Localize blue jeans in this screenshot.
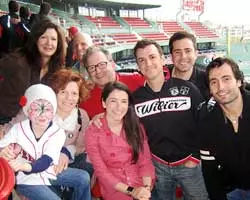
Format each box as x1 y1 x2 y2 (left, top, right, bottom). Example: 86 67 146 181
152 160 209 200
50 167 91 200
16 185 60 200
227 189 250 200
69 152 93 177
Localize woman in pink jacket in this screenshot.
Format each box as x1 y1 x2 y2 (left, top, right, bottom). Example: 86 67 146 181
85 81 155 200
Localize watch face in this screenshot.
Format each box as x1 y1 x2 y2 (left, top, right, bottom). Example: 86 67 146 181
126 186 134 194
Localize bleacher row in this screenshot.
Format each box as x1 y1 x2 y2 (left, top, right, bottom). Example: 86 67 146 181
0 2 218 46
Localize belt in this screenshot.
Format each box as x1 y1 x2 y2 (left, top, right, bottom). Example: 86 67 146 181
152 154 199 167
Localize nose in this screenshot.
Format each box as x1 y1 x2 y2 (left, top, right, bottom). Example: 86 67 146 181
46 38 52 45
217 80 225 91
180 51 187 58
145 58 152 66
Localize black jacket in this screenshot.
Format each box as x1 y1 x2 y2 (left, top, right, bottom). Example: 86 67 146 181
133 78 203 162
168 65 210 100
198 90 250 199
0 52 53 119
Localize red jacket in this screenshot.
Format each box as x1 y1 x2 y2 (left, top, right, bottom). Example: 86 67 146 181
85 117 155 200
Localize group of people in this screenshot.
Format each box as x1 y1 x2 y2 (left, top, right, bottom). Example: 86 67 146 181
0 1 52 58
0 4 250 199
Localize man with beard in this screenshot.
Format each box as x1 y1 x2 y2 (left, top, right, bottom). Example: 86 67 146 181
198 57 250 199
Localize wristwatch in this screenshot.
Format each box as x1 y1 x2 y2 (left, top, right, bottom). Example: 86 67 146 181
126 186 134 195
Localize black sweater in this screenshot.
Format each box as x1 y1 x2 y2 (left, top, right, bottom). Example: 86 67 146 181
198 90 250 200
133 78 203 162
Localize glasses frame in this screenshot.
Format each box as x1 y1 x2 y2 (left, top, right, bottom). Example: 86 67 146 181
87 61 109 73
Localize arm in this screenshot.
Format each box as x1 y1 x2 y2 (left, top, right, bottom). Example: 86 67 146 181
75 109 90 155
137 126 155 188
0 110 27 137
0 125 18 148
85 124 120 187
198 109 227 200
10 154 52 173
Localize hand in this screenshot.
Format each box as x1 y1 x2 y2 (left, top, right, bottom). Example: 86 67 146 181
90 113 104 128
184 160 199 168
54 153 69 175
131 187 151 200
9 159 31 172
0 145 16 161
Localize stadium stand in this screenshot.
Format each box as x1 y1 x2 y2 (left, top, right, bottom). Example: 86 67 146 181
185 21 218 38
139 32 169 41
123 17 151 28
109 33 139 43
84 16 121 28
158 21 185 35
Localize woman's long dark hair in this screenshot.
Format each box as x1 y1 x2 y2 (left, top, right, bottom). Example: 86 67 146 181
23 19 65 74
102 81 144 163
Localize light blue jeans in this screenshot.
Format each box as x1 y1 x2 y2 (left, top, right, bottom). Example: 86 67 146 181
151 159 209 200
16 185 60 200
16 167 91 200
227 189 250 200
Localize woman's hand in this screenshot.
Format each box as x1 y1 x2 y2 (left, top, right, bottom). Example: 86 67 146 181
54 153 69 175
131 186 151 200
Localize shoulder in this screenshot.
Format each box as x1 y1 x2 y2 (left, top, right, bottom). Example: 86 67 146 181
78 108 90 123
197 97 217 121
79 108 89 119
132 85 146 96
117 72 143 81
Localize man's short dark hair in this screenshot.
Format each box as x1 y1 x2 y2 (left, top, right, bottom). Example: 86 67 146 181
133 39 163 58
39 2 51 15
169 31 197 54
206 57 245 89
19 6 30 19
8 0 19 13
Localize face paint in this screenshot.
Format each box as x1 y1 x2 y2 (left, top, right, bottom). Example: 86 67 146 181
28 99 54 128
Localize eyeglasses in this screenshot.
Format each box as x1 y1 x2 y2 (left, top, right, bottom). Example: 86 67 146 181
87 61 108 73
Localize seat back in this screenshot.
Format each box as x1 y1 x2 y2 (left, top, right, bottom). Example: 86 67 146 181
0 157 15 200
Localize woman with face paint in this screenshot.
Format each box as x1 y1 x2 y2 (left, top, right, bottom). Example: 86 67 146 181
0 71 93 200
0 84 66 200
85 81 155 200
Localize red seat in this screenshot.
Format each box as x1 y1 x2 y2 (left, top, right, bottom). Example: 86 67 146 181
0 157 15 200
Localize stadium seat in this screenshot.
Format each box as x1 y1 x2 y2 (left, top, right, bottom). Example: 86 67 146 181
0 157 15 200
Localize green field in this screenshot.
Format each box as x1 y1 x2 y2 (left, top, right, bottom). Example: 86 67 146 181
230 43 250 81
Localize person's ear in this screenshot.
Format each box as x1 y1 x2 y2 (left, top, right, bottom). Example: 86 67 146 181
102 99 106 109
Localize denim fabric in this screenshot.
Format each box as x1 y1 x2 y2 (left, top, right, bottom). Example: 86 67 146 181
69 152 93 177
151 160 209 200
50 167 91 200
227 189 250 200
16 185 61 200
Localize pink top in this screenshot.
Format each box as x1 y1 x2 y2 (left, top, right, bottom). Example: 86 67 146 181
85 117 155 200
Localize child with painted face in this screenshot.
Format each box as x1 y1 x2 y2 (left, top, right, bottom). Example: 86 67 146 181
0 84 66 200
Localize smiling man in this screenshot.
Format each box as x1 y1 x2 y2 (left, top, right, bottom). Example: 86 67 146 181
198 57 250 200
132 39 208 200
168 31 209 100
79 46 144 118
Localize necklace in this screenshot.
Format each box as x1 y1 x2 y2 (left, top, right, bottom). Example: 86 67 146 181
225 114 239 124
